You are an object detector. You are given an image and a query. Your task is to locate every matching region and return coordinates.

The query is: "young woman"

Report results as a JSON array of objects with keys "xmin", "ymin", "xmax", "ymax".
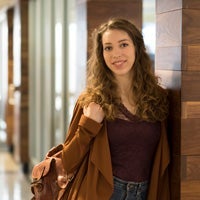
[{"xmin": 62, "ymin": 18, "xmax": 170, "ymax": 200}]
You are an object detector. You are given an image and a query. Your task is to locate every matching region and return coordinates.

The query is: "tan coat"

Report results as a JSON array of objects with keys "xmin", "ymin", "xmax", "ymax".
[{"xmin": 62, "ymin": 101, "xmax": 170, "ymax": 200}]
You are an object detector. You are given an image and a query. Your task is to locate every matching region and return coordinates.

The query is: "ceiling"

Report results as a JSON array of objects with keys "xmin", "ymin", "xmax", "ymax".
[{"xmin": 0, "ymin": 0, "xmax": 17, "ymax": 13}]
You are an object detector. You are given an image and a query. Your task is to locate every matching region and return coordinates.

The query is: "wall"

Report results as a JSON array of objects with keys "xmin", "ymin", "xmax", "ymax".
[{"xmin": 156, "ymin": 0, "xmax": 200, "ymax": 199}]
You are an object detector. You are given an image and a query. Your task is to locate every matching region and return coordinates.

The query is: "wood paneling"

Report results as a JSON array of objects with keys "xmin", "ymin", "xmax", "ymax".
[
  {"xmin": 182, "ymin": 102, "xmax": 200, "ymax": 119},
  {"xmin": 182, "ymin": 45, "xmax": 200, "ymax": 71},
  {"xmin": 6, "ymin": 0, "xmax": 29, "ymax": 172},
  {"xmin": 181, "ymin": 180, "xmax": 200, "ymax": 200},
  {"xmin": 6, "ymin": 8, "xmax": 14, "ymax": 150},
  {"xmin": 182, "ymin": 118, "xmax": 200, "ymax": 155},
  {"xmin": 155, "ymin": 0, "xmax": 200, "ymax": 13},
  {"xmin": 156, "ymin": 0, "xmax": 200, "ymax": 198},
  {"xmin": 156, "ymin": 0, "xmax": 182, "ymax": 14},
  {"xmin": 181, "ymin": 156, "xmax": 200, "ymax": 180},
  {"xmin": 156, "ymin": 46, "xmax": 182, "ymax": 70},
  {"xmin": 87, "ymin": 1, "xmax": 142, "ymax": 34},
  {"xmin": 183, "ymin": 0, "xmax": 200, "ymax": 9},
  {"xmin": 182, "ymin": 72, "xmax": 200, "ymax": 101},
  {"xmin": 19, "ymin": 0, "xmax": 29, "ymax": 170},
  {"xmin": 156, "ymin": 10, "xmax": 182, "ymax": 47},
  {"xmin": 183, "ymin": 10, "xmax": 200, "ymax": 45}
]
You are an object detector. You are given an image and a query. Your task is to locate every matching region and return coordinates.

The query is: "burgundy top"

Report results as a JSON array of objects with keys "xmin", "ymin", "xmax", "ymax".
[{"xmin": 107, "ymin": 104, "xmax": 161, "ymax": 182}]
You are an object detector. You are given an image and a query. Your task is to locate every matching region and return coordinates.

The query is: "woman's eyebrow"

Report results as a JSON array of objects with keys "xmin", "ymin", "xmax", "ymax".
[
  {"xmin": 118, "ymin": 39, "xmax": 130, "ymax": 43},
  {"xmin": 104, "ymin": 39, "xmax": 130, "ymax": 45},
  {"xmin": 103, "ymin": 42, "xmax": 112, "ymax": 45}
]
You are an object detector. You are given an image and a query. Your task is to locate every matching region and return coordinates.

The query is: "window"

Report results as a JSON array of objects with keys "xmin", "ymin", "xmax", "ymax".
[{"xmin": 0, "ymin": 12, "xmax": 8, "ymax": 141}]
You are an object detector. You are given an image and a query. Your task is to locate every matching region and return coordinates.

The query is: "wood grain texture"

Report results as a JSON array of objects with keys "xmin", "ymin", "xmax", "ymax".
[
  {"xmin": 156, "ymin": 1, "xmax": 200, "ymax": 199},
  {"xmin": 186, "ymin": 156, "xmax": 200, "ymax": 180},
  {"xmin": 19, "ymin": 0, "xmax": 29, "ymax": 164},
  {"xmin": 156, "ymin": 10, "xmax": 182, "ymax": 47},
  {"xmin": 156, "ymin": 0, "xmax": 200, "ymax": 12},
  {"xmin": 87, "ymin": 1, "xmax": 142, "ymax": 34},
  {"xmin": 182, "ymin": 102, "xmax": 200, "ymax": 119},
  {"xmin": 156, "ymin": 0, "xmax": 182, "ymax": 14},
  {"xmin": 183, "ymin": 0, "xmax": 200, "ymax": 9},
  {"xmin": 182, "ymin": 45, "xmax": 200, "ymax": 71},
  {"xmin": 181, "ymin": 118, "xmax": 200, "ymax": 155},
  {"xmin": 182, "ymin": 72, "xmax": 200, "ymax": 101},
  {"xmin": 181, "ymin": 180, "xmax": 200, "ymax": 200},
  {"xmin": 156, "ymin": 46, "xmax": 181, "ymax": 70},
  {"xmin": 183, "ymin": 9, "xmax": 200, "ymax": 45},
  {"xmin": 6, "ymin": 8, "xmax": 14, "ymax": 147}
]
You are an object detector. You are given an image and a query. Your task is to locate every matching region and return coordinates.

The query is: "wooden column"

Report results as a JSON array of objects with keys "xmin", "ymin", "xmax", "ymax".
[
  {"xmin": 76, "ymin": 0, "xmax": 142, "ymax": 56},
  {"xmin": 86, "ymin": 0, "xmax": 142, "ymax": 35},
  {"xmin": 7, "ymin": 0, "xmax": 29, "ymax": 173},
  {"xmin": 19, "ymin": 0, "xmax": 29, "ymax": 173},
  {"xmin": 87, "ymin": 0, "xmax": 142, "ymax": 49},
  {"xmin": 156, "ymin": 0, "xmax": 200, "ymax": 199},
  {"xmin": 6, "ymin": 8, "xmax": 14, "ymax": 152}
]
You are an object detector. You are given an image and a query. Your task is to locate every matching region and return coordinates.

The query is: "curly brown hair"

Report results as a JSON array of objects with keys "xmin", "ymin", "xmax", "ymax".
[{"xmin": 79, "ymin": 18, "xmax": 168, "ymax": 122}]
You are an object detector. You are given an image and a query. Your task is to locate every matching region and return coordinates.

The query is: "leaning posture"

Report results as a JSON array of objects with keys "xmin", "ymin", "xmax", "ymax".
[{"xmin": 62, "ymin": 18, "xmax": 170, "ymax": 200}]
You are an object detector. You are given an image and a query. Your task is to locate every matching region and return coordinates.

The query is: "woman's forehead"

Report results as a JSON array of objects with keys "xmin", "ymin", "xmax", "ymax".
[{"xmin": 102, "ymin": 29, "xmax": 131, "ymax": 43}]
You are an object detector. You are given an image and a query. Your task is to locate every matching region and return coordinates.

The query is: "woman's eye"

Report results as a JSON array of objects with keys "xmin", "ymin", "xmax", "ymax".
[
  {"xmin": 120, "ymin": 43, "xmax": 128, "ymax": 48},
  {"xmin": 104, "ymin": 46, "xmax": 112, "ymax": 51}
]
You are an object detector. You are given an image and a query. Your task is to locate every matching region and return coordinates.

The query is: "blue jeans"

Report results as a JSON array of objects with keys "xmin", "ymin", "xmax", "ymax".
[{"xmin": 110, "ymin": 176, "xmax": 148, "ymax": 200}]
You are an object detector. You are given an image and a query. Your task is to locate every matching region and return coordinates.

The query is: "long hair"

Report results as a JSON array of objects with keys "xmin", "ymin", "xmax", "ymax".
[{"xmin": 79, "ymin": 18, "xmax": 168, "ymax": 122}]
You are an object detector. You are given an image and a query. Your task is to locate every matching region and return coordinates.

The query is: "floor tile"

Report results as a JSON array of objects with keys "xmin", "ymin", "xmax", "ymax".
[{"xmin": 0, "ymin": 147, "xmax": 33, "ymax": 200}]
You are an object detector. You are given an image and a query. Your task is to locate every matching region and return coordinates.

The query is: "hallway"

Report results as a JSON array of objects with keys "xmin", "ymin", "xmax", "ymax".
[{"xmin": 0, "ymin": 130, "xmax": 33, "ymax": 200}]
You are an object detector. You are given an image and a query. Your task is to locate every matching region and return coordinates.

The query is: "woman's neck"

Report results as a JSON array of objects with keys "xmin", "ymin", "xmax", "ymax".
[
  {"xmin": 116, "ymin": 75, "xmax": 132, "ymax": 95},
  {"xmin": 115, "ymin": 75, "xmax": 136, "ymax": 114}
]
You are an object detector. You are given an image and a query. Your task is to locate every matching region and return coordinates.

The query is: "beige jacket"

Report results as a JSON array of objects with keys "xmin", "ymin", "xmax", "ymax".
[{"xmin": 62, "ymin": 101, "xmax": 170, "ymax": 200}]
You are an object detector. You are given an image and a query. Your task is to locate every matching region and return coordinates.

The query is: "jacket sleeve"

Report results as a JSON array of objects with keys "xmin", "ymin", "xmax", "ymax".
[{"xmin": 62, "ymin": 102, "xmax": 103, "ymax": 173}]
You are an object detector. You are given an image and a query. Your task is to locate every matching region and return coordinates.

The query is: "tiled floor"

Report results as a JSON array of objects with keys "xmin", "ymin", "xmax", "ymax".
[{"xmin": 0, "ymin": 138, "xmax": 33, "ymax": 200}]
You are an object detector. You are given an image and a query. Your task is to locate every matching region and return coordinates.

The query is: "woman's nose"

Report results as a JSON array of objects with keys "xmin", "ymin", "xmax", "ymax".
[
  {"xmin": 112, "ymin": 55, "xmax": 121, "ymax": 59},
  {"xmin": 112, "ymin": 48, "xmax": 121, "ymax": 58}
]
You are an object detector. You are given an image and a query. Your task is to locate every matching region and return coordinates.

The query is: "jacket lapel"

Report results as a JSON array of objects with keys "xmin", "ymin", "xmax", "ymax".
[
  {"xmin": 147, "ymin": 121, "xmax": 170, "ymax": 200},
  {"xmin": 90, "ymin": 120, "xmax": 113, "ymax": 187}
]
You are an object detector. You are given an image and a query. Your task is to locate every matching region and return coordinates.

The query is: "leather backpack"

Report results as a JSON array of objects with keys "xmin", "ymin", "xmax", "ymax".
[{"xmin": 31, "ymin": 144, "xmax": 75, "ymax": 200}]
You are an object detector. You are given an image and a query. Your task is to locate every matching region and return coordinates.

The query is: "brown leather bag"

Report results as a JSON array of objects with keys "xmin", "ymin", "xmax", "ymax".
[{"xmin": 31, "ymin": 144, "xmax": 75, "ymax": 200}]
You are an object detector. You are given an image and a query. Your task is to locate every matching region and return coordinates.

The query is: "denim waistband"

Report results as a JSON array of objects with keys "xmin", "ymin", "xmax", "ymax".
[{"xmin": 113, "ymin": 176, "xmax": 148, "ymax": 191}]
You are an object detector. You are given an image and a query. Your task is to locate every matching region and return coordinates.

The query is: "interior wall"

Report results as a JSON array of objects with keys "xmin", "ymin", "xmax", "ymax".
[{"xmin": 156, "ymin": 0, "xmax": 200, "ymax": 199}]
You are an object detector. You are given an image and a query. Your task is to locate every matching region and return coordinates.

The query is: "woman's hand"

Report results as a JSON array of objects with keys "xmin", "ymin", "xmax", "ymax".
[{"xmin": 83, "ymin": 102, "xmax": 105, "ymax": 123}]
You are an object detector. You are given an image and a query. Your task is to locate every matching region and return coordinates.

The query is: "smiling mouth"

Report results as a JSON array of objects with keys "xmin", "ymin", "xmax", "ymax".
[{"xmin": 112, "ymin": 60, "xmax": 126, "ymax": 66}]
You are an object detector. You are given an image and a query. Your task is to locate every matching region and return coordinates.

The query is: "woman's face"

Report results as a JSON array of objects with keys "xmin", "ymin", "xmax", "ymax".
[{"xmin": 102, "ymin": 29, "xmax": 136, "ymax": 79}]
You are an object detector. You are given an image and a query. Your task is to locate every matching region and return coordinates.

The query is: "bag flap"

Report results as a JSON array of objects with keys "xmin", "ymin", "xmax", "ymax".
[
  {"xmin": 46, "ymin": 144, "xmax": 64, "ymax": 158},
  {"xmin": 32, "ymin": 157, "xmax": 54, "ymax": 180}
]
